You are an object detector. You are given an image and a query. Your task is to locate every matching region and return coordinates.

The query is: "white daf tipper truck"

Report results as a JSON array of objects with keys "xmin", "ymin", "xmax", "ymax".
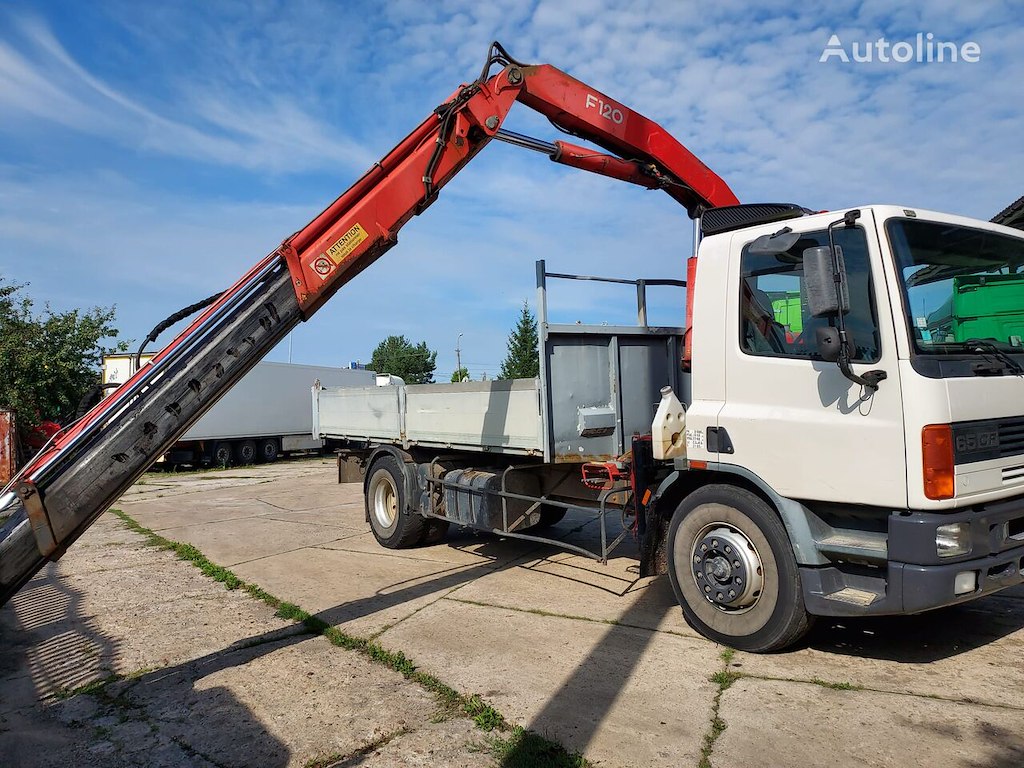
[
  {"xmin": 317, "ymin": 207, "xmax": 1024, "ymax": 652},
  {"xmin": 3, "ymin": 44, "xmax": 1022, "ymax": 653}
]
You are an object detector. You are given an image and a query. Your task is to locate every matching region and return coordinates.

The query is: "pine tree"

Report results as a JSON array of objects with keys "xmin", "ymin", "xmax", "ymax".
[
  {"xmin": 499, "ymin": 302, "xmax": 540, "ymax": 380},
  {"xmin": 369, "ymin": 335, "xmax": 437, "ymax": 383}
]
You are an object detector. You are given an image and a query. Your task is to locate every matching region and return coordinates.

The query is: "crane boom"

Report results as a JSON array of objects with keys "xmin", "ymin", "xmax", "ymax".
[{"xmin": 0, "ymin": 43, "xmax": 736, "ymax": 606}]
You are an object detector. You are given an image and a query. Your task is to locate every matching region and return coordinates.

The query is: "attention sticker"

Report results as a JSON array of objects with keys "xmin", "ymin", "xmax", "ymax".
[{"xmin": 326, "ymin": 223, "xmax": 369, "ymax": 265}]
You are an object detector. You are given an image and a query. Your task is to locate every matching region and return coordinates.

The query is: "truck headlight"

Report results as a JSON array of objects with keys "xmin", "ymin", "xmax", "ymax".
[{"xmin": 936, "ymin": 522, "xmax": 971, "ymax": 558}]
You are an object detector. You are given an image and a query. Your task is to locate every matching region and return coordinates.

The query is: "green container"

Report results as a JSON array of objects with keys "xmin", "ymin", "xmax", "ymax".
[
  {"xmin": 771, "ymin": 293, "xmax": 803, "ymax": 334},
  {"xmin": 928, "ymin": 274, "xmax": 1024, "ymax": 343}
]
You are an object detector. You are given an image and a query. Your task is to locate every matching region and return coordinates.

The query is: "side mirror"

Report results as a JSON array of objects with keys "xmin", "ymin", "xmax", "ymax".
[
  {"xmin": 815, "ymin": 326, "xmax": 850, "ymax": 363},
  {"xmin": 803, "ymin": 245, "xmax": 849, "ymax": 318}
]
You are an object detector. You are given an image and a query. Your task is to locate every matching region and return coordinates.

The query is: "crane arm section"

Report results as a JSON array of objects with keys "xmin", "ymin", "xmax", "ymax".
[
  {"xmin": 280, "ymin": 48, "xmax": 737, "ymax": 316},
  {"xmin": 0, "ymin": 43, "xmax": 735, "ymax": 606}
]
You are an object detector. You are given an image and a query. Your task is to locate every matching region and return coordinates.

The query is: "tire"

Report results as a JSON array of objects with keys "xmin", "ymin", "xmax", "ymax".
[
  {"xmin": 236, "ymin": 439, "xmax": 258, "ymax": 466},
  {"xmin": 419, "ymin": 519, "xmax": 450, "ymax": 545},
  {"xmin": 520, "ymin": 505, "xmax": 566, "ymax": 531},
  {"xmin": 258, "ymin": 438, "xmax": 279, "ymax": 463},
  {"xmin": 366, "ymin": 456, "xmax": 425, "ymax": 549},
  {"xmin": 212, "ymin": 442, "xmax": 233, "ymax": 467},
  {"xmin": 666, "ymin": 484, "xmax": 812, "ymax": 653}
]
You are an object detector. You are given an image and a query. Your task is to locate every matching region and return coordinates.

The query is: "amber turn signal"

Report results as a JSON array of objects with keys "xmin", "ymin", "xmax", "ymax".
[{"xmin": 922, "ymin": 424, "xmax": 954, "ymax": 500}]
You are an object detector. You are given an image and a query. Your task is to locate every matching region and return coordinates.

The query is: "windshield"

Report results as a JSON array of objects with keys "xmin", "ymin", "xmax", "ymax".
[{"xmin": 887, "ymin": 218, "xmax": 1024, "ymax": 355}]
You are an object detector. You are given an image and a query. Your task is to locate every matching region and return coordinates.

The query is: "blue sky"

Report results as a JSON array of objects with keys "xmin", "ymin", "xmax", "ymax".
[{"xmin": 0, "ymin": 0, "xmax": 1020, "ymax": 380}]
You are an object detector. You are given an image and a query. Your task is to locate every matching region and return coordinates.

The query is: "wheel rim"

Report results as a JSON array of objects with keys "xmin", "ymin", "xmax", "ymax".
[
  {"xmin": 690, "ymin": 522, "xmax": 765, "ymax": 613},
  {"xmin": 371, "ymin": 473, "xmax": 398, "ymax": 530}
]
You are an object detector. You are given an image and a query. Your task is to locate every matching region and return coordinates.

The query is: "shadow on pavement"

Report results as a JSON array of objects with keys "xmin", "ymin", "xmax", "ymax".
[
  {"xmin": 0, "ymin": 564, "xmax": 291, "ymax": 768},
  {"xmin": 805, "ymin": 586, "xmax": 1024, "ymax": 663}
]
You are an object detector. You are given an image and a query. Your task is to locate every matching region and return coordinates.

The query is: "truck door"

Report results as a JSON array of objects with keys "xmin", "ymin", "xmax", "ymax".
[{"xmin": 716, "ymin": 210, "xmax": 907, "ymax": 509}]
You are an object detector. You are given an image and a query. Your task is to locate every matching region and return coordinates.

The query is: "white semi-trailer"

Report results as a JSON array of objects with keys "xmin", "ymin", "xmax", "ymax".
[{"xmin": 105, "ymin": 357, "xmax": 373, "ymax": 466}]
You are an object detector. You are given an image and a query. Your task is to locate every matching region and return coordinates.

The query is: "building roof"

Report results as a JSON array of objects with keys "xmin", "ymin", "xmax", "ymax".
[{"xmin": 992, "ymin": 195, "xmax": 1024, "ymax": 230}]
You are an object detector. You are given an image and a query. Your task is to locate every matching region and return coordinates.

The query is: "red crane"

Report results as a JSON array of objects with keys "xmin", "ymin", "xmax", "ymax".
[{"xmin": 0, "ymin": 42, "xmax": 736, "ymax": 605}]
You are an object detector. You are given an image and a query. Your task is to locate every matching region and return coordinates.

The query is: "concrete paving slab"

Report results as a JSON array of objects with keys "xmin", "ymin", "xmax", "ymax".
[
  {"xmin": 448, "ymin": 557, "xmax": 701, "ymax": 638},
  {"xmin": 353, "ymin": 718, "xmax": 494, "ymax": 767},
  {"xmin": 117, "ymin": 497, "xmax": 266, "ymax": 531},
  {"xmin": 112, "ymin": 635, "xmax": 443, "ymax": 768},
  {"xmin": 1, "ymin": 515, "xmax": 297, "ymax": 694},
  {"xmin": 229, "ymin": 545, "xmax": 505, "ymax": 637},
  {"xmin": 320, "ymin": 528, "xmax": 547, "ymax": 567},
  {"xmin": 734, "ymin": 593, "xmax": 1024, "ymax": 709},
  {"xmin": 378, "ymin": 597, "xmax": 719, "ymax": 768},
  {"xmin": 714, "ymin": 677, "xmax": 1024, "ymax": 768},
  {"xmin": 12, "ymin": 460, "xmax": 1024, "ymax": 768},
  {"xmin": 253, "ymin": 484, "xmax": 357, "ymax": 512},
  {"xmin": 1, "ymin": 506, "xmax": 498, "ymax": 768},
  {"xmin": 154, "ymin": 516, "xmax": 349, "ymax": 567}
]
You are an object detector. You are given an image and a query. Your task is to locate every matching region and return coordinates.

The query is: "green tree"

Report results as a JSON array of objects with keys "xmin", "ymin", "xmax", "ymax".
[
  {"xmin": 450, "ymin": 366, "xmax": 470, "ymax": 383},
  {"xmin": 369, "ymin": 335, "xmax": 437, "ymax": 384},
  {"xmin": 499, "ymin": 301, "xmax": 540, "ymax": 380},
  {"xmin": 0, "ymin": 277, "xmax": 127, "ymax": 429}
]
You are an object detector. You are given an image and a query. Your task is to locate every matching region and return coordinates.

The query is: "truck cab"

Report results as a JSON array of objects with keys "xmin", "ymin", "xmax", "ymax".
[{"xmin": 667, "ymin": 204, "xmax": 1024, "ymax": 649}]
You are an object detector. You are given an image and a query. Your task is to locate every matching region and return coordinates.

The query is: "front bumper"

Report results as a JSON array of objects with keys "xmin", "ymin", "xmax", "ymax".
[{"xmin": 802, "ymin": 498, "xmax": 1024, "ymax": 617}]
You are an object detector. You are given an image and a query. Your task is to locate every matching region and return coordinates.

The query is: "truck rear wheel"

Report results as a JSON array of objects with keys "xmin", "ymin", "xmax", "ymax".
[
  {"xmin": 213, "ymin": 442, "xmax": 233, "ymax": 467},
  {"xmin": 236, "ymin": 440, "xmax": 258, "ymax": 466},
  {"xmin": 666, "ymin": 484, "xmax": 811, "ymax": 653},
  {"xmin": 366, "ymin": 456, "xmax": 424, "ymax": 549},
  {"xmin": 258, "ymin": 438, "xmax": 279, "ymax": 463}
]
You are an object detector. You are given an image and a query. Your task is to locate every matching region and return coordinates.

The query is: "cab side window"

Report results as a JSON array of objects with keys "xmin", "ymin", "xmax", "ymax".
[{"xmin": 739, "ymin": 227, "xmax": 880, "ymax": 362}]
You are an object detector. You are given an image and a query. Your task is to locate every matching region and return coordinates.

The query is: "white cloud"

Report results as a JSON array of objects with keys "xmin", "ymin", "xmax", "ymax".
[{"xmin": 0, "ymin": 13, "xmax": 371, "ymax": 174}]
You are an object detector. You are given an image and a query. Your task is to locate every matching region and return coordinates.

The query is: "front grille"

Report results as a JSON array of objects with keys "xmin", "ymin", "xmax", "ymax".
[
  {"xmin": 1002, "ymin": 464, "xmax": 1024, "ymax": 485},
  {"xmin": 999, "ymin": 419, "xmax": 1024, "ymax": 457},
  {"xmin": 953, "ymin": 416, "xmax": 1024, "ymax": 464}
]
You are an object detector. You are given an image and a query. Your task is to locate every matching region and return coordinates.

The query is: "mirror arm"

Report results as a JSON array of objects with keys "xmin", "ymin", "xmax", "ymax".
[
  {"xmin": 837, "ymin": 353, "xmax": 887, "ymax": 392},
  {"xmin": 826, "ymin": 209, "xmax": 884, "ymax": 392}
]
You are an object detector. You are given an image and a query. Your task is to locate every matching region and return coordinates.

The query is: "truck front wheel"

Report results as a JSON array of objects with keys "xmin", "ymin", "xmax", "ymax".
[
  {"xmin": 666, "ymin": 484, "xmax": 812, "ymax": 652},
  {"xmin": 366, "ymin": 456, "xmax": 424, "ymax": 549}
]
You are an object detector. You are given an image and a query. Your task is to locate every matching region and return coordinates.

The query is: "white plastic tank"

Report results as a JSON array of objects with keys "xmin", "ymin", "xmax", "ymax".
[{"xmin": 652, "ymin": 386, "xmax": 686, "ymax": 460}]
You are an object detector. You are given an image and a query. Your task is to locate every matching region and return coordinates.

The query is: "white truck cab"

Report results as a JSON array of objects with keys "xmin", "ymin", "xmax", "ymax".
[{"xmin": 666, "ymin": 204, "xmax": 1024, "ymax": 649}]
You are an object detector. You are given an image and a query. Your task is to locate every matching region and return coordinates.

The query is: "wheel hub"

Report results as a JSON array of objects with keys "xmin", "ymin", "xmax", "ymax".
[
  {"xmin": 372, "ymin": 476, "xmax": 398, "ymax": 529},
  {"xmin": 691, "ymin": 526, "xmax": 764, "ymax": 609}
]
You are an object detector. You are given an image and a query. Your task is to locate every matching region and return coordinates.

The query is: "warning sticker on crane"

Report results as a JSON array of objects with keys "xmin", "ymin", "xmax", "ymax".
[
  {"xmin": 312, "ymin": 256, "xmax": 334, "ymax": 277},
  {"xmin": 326, "ymin": 223, "xmax": 369, "ymax": 265}
]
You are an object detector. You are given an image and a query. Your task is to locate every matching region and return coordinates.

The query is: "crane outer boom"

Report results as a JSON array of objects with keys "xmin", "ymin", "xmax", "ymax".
[{"xmin": 1, "ymin": 46, "xmax": 735, "ymax": 607}]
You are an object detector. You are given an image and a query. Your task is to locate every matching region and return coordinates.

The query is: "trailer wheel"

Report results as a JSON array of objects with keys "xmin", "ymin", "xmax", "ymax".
[
  {"xmin": 666, "ymin": 484, "xmax": 811, "ymax": 653},
  {"xmin": 213, "ymin": 442, "xmax": 233, "ymax": 468},
  {"xmin": 519, "ymin": 505, "xmax": 567, "ymax": 531},
  {"xmin": 258, "ymin": 438, "xmax": 279, "ymax": 463},
  {"xmin": 236, "ymin": 440, "xmax": 258, "ymax": 466},
  {"xmin": 366, "ymin": 456, "xmax": 424, "ymax": 549}
]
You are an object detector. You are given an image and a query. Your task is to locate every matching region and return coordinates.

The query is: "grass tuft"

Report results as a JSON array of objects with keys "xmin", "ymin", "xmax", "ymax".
[
  {"xmin": 811, "ymin": 677, "xmax": 862, "ymax": 691},
  {"xmin": 463, "ymin": 694, "xmax": 505, "ymax": 731},
  {"xmin": 709, "ymin": 669, "xmax": 742, "ymax": 691},
  {"xmin": 54, "ymin": 674, "xmax": 121, "ymax": 700},
  {"xmin": 490, "ymin": 726, "xmax": 589, "ymax": 768}
]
